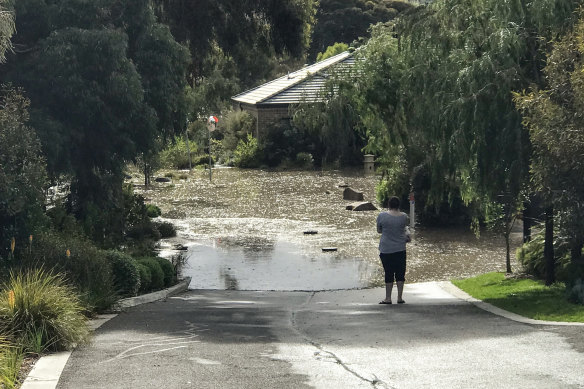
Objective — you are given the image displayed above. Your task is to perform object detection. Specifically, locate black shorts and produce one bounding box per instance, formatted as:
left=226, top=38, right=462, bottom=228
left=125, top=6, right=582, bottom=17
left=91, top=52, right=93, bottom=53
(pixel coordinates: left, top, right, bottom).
left=379, top=251, right=406, bottom=283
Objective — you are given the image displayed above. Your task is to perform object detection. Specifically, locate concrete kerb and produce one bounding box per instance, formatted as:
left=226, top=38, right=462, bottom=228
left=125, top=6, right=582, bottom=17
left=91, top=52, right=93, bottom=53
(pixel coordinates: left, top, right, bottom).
left=20, top=277, right=192, bottom=389
left=440, top=280, right=584, bottom=327
left=112, top=276, right=192, bottom=312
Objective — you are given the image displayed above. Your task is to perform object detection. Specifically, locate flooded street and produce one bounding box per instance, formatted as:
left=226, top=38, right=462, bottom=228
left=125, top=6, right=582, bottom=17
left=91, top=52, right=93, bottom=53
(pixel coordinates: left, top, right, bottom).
left=134, top=168, right=522, bottom=290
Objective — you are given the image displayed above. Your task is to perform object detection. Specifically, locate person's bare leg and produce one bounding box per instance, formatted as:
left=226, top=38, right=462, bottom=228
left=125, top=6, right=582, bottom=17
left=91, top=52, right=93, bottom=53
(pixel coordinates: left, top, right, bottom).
left=384, top=282, right=393, bottom=303
left=397, top=281, right=405, bottom=303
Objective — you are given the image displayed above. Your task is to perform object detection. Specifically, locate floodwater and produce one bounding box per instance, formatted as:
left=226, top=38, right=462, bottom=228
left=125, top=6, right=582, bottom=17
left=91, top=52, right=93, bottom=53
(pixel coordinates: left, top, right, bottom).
left=133, top=167, right=522, bottom=291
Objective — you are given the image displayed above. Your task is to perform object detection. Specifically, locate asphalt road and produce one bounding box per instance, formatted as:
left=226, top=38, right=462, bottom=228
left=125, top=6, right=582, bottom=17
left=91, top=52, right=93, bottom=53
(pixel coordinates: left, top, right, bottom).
left=57, top=283, right=584, bottom=389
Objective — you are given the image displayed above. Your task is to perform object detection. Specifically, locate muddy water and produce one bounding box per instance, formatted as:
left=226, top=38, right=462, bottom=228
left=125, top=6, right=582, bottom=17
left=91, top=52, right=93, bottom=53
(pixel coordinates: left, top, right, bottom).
left=135, top=168, right=522, bottom=291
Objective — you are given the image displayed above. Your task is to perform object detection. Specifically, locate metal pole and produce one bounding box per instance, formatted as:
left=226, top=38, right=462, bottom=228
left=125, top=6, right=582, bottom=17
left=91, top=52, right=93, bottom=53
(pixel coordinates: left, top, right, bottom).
left=409, top=192, right=415, bottom=229
left=185, top=119, right=192, bottom=171
left=208, top=122, right=213, bottom=182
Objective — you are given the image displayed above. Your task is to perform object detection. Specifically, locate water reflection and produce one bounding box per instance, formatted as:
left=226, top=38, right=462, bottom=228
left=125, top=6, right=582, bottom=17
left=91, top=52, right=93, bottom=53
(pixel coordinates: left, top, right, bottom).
left=183, top=239, right=376, bottom=291
left=136, top=168, right=522, bottom=291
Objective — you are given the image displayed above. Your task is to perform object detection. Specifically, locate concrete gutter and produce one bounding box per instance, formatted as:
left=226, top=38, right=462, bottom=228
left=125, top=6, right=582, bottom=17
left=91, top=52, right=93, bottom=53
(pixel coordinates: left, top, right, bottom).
left=20, top=277, right=191, bottom=389
left=440, top=281, right=584, bottom=327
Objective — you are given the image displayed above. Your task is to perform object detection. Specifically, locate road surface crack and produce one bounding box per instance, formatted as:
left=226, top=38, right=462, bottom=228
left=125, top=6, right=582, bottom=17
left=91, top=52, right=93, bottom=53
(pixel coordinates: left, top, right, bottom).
left=290, top=293, right=395, bottom=389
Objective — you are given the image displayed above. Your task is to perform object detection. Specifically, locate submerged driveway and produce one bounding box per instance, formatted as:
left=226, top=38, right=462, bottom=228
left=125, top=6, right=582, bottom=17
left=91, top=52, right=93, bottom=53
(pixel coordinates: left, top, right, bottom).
left=57, top=283, right=584, bottom=389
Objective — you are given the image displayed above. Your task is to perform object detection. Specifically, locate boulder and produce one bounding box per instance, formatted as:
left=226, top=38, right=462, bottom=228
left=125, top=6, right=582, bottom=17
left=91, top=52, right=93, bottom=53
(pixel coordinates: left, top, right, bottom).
left=348, top=202, right=378, bottom=212
left=343, top=187, right=364, bottom=201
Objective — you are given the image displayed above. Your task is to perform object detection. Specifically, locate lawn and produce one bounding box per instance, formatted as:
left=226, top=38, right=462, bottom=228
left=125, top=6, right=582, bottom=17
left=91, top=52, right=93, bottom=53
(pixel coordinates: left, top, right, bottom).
left=452, top=272, right=584, bottom=322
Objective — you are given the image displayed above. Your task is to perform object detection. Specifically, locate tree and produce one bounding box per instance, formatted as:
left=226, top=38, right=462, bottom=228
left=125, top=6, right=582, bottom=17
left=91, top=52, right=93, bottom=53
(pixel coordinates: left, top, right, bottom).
left=514, top=9, right=584, bottom=280
left=0, top=88, right=48, bottom=260
left=316, top=42, right=349, bottom=62
left=155, top=0, right=318, bottom=88
left=2, top=0, right=189, bottom=245
left=308, top=0, right=413, bottom=61
left=352, top=0, right=581, bottom=271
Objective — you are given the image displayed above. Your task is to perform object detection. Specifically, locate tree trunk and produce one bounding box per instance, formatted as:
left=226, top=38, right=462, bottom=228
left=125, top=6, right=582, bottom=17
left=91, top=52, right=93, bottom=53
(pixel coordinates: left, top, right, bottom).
left=505, top=231, right=512, bottom=274
left=523, top=200, right=531, bottom=243
left=144, top=164, right=150, bottom=187
left=544, top=205, right=555, bottom=286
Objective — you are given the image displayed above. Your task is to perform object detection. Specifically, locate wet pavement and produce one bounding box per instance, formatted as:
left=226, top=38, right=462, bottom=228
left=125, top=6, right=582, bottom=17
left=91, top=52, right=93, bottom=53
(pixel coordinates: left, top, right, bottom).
left=57, top=285, right=584, bottom=389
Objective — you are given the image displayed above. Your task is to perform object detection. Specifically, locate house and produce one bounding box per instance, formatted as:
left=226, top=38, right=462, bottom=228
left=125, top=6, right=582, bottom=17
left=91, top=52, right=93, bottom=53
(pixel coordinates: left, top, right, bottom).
left=231, top=51, right=355, bottom=138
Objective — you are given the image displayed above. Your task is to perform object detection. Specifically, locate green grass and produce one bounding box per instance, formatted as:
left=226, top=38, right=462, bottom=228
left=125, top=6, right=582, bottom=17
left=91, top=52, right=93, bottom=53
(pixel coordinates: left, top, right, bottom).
left=452, top=272, right=584, bottom=322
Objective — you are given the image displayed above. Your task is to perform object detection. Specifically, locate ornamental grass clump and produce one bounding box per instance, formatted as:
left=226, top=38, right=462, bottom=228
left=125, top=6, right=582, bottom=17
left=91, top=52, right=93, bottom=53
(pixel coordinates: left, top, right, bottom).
left=0, top=336, right=22, bottom=389
left=0, top=268, right=90, bottom=353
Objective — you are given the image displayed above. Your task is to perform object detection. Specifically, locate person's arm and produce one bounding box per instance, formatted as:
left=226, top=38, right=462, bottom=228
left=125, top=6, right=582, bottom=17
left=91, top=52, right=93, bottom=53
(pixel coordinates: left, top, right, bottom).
left=377, top=215, right=382, bottom=233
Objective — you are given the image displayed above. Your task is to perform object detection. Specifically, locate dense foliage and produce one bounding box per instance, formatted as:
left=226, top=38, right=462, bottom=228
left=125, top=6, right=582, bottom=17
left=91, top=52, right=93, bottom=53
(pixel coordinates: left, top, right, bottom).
left=309, top=0, right=413, bottom=61
left=324, top=0, right=583, bottom=272
left=1, top=0, right=189, bottom=245
left=514, top=11, right=584, bottom=263
left=0, top=89, right=48, bottom=260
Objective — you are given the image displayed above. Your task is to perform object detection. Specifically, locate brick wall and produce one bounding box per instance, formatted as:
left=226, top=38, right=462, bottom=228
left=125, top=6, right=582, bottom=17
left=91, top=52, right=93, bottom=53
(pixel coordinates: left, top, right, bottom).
left=235, top=103, right=290, bottom=139
left=257, top=106, right=290, bottom=138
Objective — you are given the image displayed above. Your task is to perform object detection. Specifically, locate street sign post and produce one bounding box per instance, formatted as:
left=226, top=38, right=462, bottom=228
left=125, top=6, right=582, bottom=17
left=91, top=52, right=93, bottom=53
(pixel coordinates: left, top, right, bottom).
left=207, top=116, right=218, bottom=182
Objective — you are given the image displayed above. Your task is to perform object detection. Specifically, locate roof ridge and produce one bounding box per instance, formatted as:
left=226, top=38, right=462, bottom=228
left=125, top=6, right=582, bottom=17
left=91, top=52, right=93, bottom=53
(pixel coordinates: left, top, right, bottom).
left=232, top=51, right=352, bottom=104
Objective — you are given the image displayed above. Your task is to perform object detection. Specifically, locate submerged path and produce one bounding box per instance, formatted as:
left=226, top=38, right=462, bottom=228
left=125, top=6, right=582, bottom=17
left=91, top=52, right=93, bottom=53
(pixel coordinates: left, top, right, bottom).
left=56, top=283, right=584, bottom=389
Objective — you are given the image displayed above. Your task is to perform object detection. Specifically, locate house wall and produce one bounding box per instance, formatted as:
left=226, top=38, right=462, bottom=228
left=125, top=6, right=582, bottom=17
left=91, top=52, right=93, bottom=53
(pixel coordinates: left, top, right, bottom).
left=234, top=103, right=290, bottom=139
left=256, top=106, right=290, bottom=138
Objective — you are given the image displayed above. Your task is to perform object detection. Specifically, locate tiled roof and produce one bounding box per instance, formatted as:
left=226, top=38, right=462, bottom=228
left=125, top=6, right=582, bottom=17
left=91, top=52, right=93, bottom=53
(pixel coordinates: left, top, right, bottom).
left=232, top=51, right=355, bottom=106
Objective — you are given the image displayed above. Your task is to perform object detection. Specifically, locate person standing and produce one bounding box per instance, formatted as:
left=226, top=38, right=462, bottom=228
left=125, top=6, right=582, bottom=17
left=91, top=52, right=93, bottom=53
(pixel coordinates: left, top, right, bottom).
left=377, top=196, right=410, bottom=304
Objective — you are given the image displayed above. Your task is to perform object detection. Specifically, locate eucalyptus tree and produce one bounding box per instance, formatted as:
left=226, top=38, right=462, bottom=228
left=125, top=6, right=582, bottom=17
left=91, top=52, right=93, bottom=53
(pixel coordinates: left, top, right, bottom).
left=515, top=10, right=584, bottom=282
left=308, top=0, right=414, bottom=61
left=0, top=89, right=48, bottom=261
left=357, top=0, right=581, bottom=272
left=2, top=0, right=189, bottom=245
left=154, top=0, right=318, bottom=88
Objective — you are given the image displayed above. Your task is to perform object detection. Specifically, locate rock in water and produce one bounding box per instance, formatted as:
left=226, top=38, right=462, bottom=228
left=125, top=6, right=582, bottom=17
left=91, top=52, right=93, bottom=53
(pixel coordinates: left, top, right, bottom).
left=343, top=187, right=364, bottom=201
left=349, top=202, right=378, bottom=211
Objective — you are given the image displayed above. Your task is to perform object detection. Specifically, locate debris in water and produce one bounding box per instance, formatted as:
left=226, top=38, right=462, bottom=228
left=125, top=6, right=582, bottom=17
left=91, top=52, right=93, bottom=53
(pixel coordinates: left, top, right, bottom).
left=303, top=231, right=318, bottom=235
left=322, top=247, right=337, bottom=252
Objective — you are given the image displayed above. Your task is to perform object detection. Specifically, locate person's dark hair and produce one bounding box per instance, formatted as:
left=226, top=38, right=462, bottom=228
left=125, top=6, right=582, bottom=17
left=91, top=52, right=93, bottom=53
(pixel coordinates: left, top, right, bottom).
left=388, top=196, right=400, bottom=210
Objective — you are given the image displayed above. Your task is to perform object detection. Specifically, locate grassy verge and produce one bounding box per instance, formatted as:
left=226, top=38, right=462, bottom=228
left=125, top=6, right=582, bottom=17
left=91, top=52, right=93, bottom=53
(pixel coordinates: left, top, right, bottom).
left=452, top=272, right=584, bottom=322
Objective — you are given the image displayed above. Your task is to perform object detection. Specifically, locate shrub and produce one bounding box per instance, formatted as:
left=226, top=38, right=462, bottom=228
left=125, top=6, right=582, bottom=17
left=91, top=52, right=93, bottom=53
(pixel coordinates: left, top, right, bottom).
left=221, top=110, right=256, bottom=152
left=105, top=251, right=140, bottom=297
left=125, top=223, right=161, bottom=241
left=136, top=263, right=151, bottom=293
left=146, top=204, right=162, bottom=218
left=155, top=257, right=175, bottom=287
left=295, top=152, right=314, bottom=169
left=159, top=137, right=193, bottom=169
left=0, top=340, right=21, bottom=389
left=192, top=154, right=215, bottom=167
left=171, top=253, right=187, bottom=278
left=516, top=231, right=574, bottom=282
left=123, top=184, right=160, bottom=242
left=21, top=230, right=116, bottom=312
left=153, top=221, right=176, bottom=238
left=0, top=269, right=90, bottom=352
left=566, top=278, right=584, bottom=305
left=233, top=133, right=261, bottom=168
left=137, top=258, right=164, bottom=291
